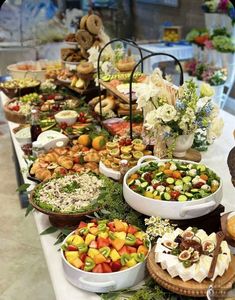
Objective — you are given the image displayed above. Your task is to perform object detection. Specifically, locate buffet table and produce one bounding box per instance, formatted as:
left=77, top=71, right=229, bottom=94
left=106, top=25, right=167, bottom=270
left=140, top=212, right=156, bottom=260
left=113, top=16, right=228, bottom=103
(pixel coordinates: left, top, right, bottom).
left=1, top=90, right=235, bottom=299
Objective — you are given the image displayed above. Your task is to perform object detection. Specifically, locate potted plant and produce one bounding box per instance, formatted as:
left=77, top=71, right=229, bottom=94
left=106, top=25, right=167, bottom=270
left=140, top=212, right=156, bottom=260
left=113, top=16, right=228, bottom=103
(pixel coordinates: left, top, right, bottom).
left=202, top=68, right=227, bottom=106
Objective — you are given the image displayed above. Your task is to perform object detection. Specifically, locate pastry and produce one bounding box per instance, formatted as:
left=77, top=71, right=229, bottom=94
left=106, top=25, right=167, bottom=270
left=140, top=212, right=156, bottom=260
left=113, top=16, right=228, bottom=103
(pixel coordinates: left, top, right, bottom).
left=89, top=95, right=104, bottom=106
left=80, top=47, right=89, bottom=59
left=80, top=15, right=88, bottom=30
left=35, top=169, right=51, bottom=181
left=94, top=96, right=115, bottom=114
left=227, top=212, right=235, bottom=240
left=77, top=62, right=94, bottom=75
left=76, top=30, right=93, bottom=49
left=57, top=156, right=73, bottom=170
left=44, top=152, right=58, bottom=163
left=86, top=14, right=102, bottom=35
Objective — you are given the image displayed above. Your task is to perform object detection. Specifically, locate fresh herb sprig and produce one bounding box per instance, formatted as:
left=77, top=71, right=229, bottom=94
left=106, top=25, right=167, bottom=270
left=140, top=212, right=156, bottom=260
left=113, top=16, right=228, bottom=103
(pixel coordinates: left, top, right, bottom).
left=61, top=181, right=80, bottom=193
left=100, top=277, right=197, bottom=300
left=95, top=177, right=145, bottom=229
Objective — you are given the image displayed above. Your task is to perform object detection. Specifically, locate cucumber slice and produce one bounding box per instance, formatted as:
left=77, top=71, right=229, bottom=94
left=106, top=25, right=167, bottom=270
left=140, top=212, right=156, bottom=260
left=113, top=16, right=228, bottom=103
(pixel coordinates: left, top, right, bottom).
left=140, top=182, right=148, bottom=188
left=175, top=179, right=183, bottom=186
left=191, top=188, right=199, bottom=193
left=163, top=192, right=171, bottom=200
left=179, top=165, right=188, bottom=170
left=185, top=192, right=193, bottom=198
left=178, top=195, right=188, bottom=202
left=197, top=164, right=206, bottom=172
left=155, top=172, right=163, bottom=177
left=166, top=177, right=174, bottom=184
left=182, top=176, right=192, bottom=183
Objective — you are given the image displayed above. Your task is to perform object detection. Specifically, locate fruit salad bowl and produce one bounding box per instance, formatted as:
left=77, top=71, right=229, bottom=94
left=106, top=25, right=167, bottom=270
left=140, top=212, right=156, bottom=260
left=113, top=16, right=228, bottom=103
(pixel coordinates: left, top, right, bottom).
left=61, top=219, right=150, bottom=293
left=123, top=156, right=222, bottom=220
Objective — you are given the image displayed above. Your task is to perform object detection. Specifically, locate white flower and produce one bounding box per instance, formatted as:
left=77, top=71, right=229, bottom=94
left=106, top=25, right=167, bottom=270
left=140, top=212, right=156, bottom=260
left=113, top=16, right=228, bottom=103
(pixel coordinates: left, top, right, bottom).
left=156, top=104, right=177, bottom=122
left=100, top=61, right=116, bottom=75
left=209, top=103, right=220, bottom=119
left=144, top=110, right=158, bottom=129
left=88, top=46, right=99, bottom=68
left=197, top=96, right=211, bottom=111
left=136, top=82, right=160, bottom=109
left=207, top=117, right=224, bottom=143
left=200, top=82, right=215, bottom=97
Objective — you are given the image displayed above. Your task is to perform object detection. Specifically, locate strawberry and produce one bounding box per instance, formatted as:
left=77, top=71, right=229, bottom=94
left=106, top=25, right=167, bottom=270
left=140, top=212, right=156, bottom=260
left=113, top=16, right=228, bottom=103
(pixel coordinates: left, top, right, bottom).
left=110, top=260, right=122, bottom=272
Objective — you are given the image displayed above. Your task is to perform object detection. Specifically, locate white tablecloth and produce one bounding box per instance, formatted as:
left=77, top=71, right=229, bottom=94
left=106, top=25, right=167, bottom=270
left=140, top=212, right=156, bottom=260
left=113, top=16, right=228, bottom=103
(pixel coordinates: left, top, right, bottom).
left=1, top=91, right=235, bottom=299
left=137, top=43, right=193, bottom=72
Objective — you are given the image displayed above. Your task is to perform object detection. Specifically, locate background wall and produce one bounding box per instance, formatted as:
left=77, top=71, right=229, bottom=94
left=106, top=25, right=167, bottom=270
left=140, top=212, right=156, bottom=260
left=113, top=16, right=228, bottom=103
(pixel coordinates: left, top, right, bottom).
left=133, top=0, right=204, bottom=41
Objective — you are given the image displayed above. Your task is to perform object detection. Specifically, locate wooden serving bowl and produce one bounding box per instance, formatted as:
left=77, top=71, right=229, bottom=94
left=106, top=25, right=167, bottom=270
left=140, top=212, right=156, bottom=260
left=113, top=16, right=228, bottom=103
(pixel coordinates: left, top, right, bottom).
left=29, top=182, right=99, bottom=228
left=0, top=82, right=40, bottom=98
left=4, top=99, right=28, bottom=124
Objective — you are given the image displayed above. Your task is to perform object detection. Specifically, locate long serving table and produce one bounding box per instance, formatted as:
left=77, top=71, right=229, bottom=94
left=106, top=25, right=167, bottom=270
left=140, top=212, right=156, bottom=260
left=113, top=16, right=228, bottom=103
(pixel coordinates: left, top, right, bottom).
left=1, top=90, right=235, bottom=299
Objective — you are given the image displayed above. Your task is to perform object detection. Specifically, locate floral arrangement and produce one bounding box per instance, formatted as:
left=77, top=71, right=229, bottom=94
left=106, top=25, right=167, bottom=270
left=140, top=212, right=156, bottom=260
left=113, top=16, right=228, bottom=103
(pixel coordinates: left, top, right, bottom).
left=184, top=59, right=227, bottom=85
left=202, top=68, right=227, bottom=85
left=212, top=35, right=235, bottom=52
left=184, top=59, right=198, bottom=76
left=186, top=27, right=235, bottom=52
left=135, top=69, right=223, bottom=155
left=202, top=0, right=235, bottom=24
left=186, top=29, right=209, bottom=48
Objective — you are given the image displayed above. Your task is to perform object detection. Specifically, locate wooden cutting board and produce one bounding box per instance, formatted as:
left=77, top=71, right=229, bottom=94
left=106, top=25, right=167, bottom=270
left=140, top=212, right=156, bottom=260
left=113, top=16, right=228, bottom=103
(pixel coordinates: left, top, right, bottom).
left=147, top=246, right=235, bottom=298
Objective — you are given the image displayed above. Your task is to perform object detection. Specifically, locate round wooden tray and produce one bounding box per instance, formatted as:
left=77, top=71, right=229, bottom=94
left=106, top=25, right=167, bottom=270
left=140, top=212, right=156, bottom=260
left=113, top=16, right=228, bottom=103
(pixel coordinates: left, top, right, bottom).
left=29, top=183, right=99, bottom=228
left=147, top=246, right=235, bottom=298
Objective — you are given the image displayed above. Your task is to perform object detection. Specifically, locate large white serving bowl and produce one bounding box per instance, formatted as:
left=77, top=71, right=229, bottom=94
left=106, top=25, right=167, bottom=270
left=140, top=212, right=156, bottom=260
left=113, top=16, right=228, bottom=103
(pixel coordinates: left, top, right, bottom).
left=14, top=126, right=31, bottom=146
left=61, top=231, right=148, bottom=293
left=37, top=130, right=69, bottom=151
left=55, top=110, right=78, bottom=126
left=123, top=156, right=223, bottom=220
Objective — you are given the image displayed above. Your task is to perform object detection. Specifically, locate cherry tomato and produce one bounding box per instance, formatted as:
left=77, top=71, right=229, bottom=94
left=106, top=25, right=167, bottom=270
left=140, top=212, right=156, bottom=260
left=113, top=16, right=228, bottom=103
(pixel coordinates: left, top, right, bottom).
left=79, top=112, right=85, bottom=117
left=170, top=190, right=180, bottom=199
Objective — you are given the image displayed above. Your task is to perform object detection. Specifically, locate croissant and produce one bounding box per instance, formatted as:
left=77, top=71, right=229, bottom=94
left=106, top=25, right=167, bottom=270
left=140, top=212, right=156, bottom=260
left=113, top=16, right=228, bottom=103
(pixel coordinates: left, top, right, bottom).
left=53, top=166, right=67, bottom=176
left=30, top=161, right=41, bottom=175
left=72, top=164, right=84, bottom=172
left=84, top=162, right=99, bottom=171
left=35, top=169, right=51, bottom=181
left=44, top=152, right=58, bottom=163
left=57, top=156, right=74, bottom=169
left=84, top=152, right=100, bottom=163
left=53, top=147, right=68, bottom=156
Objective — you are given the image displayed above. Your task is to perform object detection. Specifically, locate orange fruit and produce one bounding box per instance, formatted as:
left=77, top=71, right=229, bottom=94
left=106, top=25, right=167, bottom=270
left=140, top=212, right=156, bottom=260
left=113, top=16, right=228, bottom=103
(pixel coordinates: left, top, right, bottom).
left=77, top=134, right=91, bottom=147
left=92, top=136, right=106, bottom=151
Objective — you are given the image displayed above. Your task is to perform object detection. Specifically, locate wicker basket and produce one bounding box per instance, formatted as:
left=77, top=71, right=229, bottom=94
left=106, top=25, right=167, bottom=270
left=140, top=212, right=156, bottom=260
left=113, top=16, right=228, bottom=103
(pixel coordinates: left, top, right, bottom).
left=3, top=99, right=28, bottom=124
